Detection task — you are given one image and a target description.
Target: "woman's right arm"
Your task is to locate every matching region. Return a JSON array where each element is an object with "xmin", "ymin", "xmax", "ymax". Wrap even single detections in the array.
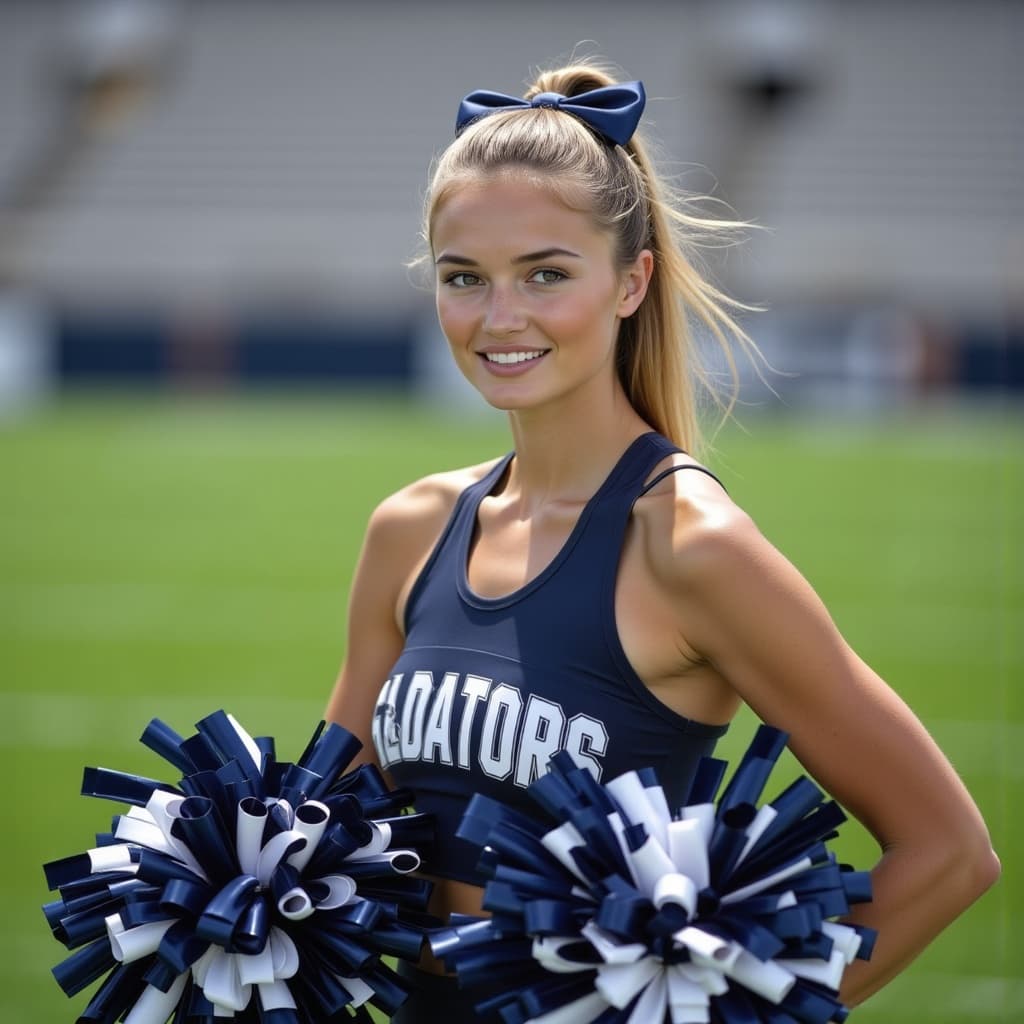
[
  {"xmin": 324, "ymin": 472, "xmax": 472, "ymax": 769},
  {"xmin": 324, "ymin": 496, "xmax": 410, "ymax": 769}
]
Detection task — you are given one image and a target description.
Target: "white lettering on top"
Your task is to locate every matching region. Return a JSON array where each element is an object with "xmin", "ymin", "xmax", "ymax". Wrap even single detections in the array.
[{"xmin": 371, "ymin": 669, "xmax": 608, "ymax": 789}]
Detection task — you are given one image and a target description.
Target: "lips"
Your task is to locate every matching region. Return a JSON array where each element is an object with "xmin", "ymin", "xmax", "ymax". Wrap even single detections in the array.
[
  {"xmin": 483, "ymin": 350, "xmax": 549, "ymax": 365},
  {"xmin": 476, "ymin": 348, "xmax": 552, "ymax": 376}
]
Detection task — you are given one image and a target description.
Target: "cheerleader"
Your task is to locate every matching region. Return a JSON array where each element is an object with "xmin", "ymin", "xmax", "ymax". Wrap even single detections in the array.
[{"xmin": 326, "ymin": 59, "xmax": 998, "ymax": 1022}]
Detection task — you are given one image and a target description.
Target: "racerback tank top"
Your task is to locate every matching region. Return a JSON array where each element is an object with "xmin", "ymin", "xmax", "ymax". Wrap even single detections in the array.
[{"xmin": 372, "ymin": 432, "xmax": 728, "ymax": 883}]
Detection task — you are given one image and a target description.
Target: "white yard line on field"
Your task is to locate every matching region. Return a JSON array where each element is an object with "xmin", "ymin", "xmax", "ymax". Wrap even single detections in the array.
[
  {"xmin": 0, "ymin": 693, "xmax": 1018, "ymax": 784},
  {"xmin": 856, "ymin": 971, "xmax": 1024, "ymax": 1020},
  {"xmin": 0, "ymin": 692, "xmax": 325, "ymax": 751}
]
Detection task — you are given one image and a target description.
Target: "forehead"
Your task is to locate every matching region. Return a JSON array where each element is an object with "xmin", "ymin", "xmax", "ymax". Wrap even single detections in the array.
[{"xmin": 431, "ymin": 175, "xmax": 609, "ymax": 256}]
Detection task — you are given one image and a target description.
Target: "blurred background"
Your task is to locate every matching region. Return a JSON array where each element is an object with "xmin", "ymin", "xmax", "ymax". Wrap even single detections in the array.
[
  {"xmin": 0, "ymin": 0, "xmax": 1020, "ymax": 404},
  {"xmin": 1, "ymin": 0, "xmax": 1020, "ymax": 1021}
]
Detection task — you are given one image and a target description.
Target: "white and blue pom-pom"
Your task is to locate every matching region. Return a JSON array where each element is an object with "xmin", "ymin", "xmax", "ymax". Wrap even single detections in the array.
[
  {"xmin": 431, "ymin": 724, "xmax": 875, "ymax": 1024},
  {"xmin": 43, "ymin": 710, "xmax": 434, "ymax": 1023}
]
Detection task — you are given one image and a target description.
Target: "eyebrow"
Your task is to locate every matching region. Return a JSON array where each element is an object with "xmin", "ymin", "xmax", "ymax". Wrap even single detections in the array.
[{"xmin": 434, "ymin": 247, "xmax": 583, "ymax": 266}]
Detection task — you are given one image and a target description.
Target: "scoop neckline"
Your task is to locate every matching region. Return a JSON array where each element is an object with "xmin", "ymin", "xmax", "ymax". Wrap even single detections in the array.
[{"xmin": 456, "ymin": 433, "xmax": 657, "ymax": 610}]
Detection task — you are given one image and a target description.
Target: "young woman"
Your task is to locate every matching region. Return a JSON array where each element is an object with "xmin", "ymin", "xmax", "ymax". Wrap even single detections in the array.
[{"xmin": 326, "ymin": 62, "xmax": 999, "ymax": 1021}]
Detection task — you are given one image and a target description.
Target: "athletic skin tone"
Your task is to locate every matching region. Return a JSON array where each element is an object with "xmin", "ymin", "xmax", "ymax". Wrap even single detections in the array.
[{"xmin": 326, "ymin": 72, "xmax": 999, "ymax": 1015}]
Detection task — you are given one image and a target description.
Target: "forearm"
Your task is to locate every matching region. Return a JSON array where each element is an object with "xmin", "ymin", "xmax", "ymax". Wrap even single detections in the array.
[{"xmin": 839, "ymin": 835, "xmax": 1000, "ymax": 1007}]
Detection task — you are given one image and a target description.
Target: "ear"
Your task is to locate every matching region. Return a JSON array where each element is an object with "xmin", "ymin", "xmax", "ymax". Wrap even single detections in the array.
[{"xmin": 616, "ymin": 249, "xmax": 654, "ymax": 318}]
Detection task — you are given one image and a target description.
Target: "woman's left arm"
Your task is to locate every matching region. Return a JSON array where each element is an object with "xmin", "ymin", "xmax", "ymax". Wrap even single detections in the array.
[{"xmin": 668, "ymin": 504, "xmax": 1001, "ymax": 1006}]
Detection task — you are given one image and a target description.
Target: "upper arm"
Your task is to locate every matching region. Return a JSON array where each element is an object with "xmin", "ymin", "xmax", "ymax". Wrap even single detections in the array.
[
  {"xmin": 324, "ymin": 466, "xmax": 483, "ymax": 768},
  {"xmin": 670, "ymin": 507, "xmax": 991, "ymax": 855},
  {"xmin": 324, "ymin": 498, "xmax": 409, "ymax": 768}
]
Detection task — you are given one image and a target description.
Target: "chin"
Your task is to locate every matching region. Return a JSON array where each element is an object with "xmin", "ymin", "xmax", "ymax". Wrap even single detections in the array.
[
  {"xmin": 481, "ymin": 392, "xmax": 536, "ymax": 413},
  {"xmin": 469, "ymin": 379, "xmax": 546, "ymax": 412}
]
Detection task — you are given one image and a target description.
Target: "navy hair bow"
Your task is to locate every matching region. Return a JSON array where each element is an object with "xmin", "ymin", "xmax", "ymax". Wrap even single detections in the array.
[{"xmin": 455, "ymin": 80, "xmax": 646, "ymax": 148}]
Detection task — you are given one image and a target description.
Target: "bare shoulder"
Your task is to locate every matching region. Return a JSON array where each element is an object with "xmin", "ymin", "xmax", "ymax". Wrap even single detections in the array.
[
  {"xmin": 363, "ymin": 456, "xmax": 505, "ymax": 559},
  {"xmin": 631, "ymin": 455, "xmax": 765, "ymax": 592}
]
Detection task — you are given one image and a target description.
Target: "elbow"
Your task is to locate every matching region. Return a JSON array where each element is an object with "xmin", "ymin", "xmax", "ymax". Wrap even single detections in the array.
[
  {"xmin": 969, "ymin": 839, "xmax": 1001, "ymax": 900},
  {"xmin": 948, "ymin": 825, "xmax": 1001, "ymax": 910},
  {"xmin": 898, "ymin": 821, "xmax": 1001, "ymax": 917}
]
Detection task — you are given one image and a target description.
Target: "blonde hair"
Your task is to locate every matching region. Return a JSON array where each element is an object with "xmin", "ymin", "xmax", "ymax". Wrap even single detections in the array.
[{"xmin": 424, "ymin": 61, "xmax": 762, "ymax": 455}]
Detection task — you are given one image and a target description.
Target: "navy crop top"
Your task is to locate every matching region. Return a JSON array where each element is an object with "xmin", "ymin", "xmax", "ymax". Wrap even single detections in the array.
[{"xmin": 371, "ymin": 432, "xmax": 728, "ymax": 883}]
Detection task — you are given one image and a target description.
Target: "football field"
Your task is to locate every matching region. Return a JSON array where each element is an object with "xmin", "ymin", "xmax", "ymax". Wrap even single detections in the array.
[{"xmin": 2, "ymin": 392, "xmax": 1020, "ymax": 1022}]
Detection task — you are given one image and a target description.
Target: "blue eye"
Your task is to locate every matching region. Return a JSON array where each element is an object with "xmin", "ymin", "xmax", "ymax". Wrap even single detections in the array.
[
  {"xmin": 444, "ymin": 272, "xmax": 481, "ymax": 288},
  {"xmin": 529, "ymin": 268, "xmax": 567, "ymax": 284}
]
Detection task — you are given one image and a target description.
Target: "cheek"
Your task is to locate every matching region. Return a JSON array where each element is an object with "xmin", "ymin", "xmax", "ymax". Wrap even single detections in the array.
[
  {"xmin": 548, "ymin": 294, "xmax": 618, "ymax": 341},
  {"xmin": 435, "ymin": 298, "xmax": 473, "ymax": 350}
]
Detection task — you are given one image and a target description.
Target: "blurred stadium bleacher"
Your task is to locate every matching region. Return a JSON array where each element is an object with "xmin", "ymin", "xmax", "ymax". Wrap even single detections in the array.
[{"xmin": 0, "ymin": 0, "xmax": 1020, "ymax": 403}]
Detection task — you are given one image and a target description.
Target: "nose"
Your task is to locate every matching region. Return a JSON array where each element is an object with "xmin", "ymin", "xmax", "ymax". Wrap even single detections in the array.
[{"xmin": 483, "ymin": 286, "xmax": 527, "ymax": 337}]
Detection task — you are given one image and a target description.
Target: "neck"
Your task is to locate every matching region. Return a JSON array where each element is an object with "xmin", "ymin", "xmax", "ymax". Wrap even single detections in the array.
[{"xmin": 502, "ymin": 378, "xmax": 652, "ymax": 511}]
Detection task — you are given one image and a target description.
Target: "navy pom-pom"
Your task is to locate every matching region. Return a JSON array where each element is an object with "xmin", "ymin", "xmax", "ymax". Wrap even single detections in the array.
[
  {"xmin": 43, "ymin": 710, "xmax": 433, "ymax": 1022},
  {"xmin": 432, "ymin": 724, "xmax": 874, "ymax": 1023}
]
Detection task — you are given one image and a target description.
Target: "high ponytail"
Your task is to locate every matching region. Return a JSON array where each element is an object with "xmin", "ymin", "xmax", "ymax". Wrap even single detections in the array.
[{"xmin": 424, "ymin": 59, "xmax": 762, "ymax": 455}]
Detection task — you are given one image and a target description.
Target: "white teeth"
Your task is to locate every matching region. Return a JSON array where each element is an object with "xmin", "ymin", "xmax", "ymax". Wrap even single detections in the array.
[{"xmin": 485, "ymin": 350, "xmax": 546, "ymax": 364}]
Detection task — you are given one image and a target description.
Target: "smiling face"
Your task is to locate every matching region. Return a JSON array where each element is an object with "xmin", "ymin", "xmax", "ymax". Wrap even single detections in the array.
[{"xmin": 430, "ymin": 175, "xmax": 651, "ymax": 416}]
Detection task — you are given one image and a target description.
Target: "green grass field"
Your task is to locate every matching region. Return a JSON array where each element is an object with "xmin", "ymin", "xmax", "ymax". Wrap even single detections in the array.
[{"xmin": 3, "ymin": 391, "xmax": 1020, "ymax": 1022}]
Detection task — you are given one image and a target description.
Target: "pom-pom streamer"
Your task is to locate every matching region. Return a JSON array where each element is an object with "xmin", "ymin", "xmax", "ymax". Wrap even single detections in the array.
[
  {"xmin": 43, "ymin": 710, "xmax": 434, "ymax": 1022},
  {"xmin": 432, "ymin": 724, "xmax": 874, "ymax": 1023}
]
